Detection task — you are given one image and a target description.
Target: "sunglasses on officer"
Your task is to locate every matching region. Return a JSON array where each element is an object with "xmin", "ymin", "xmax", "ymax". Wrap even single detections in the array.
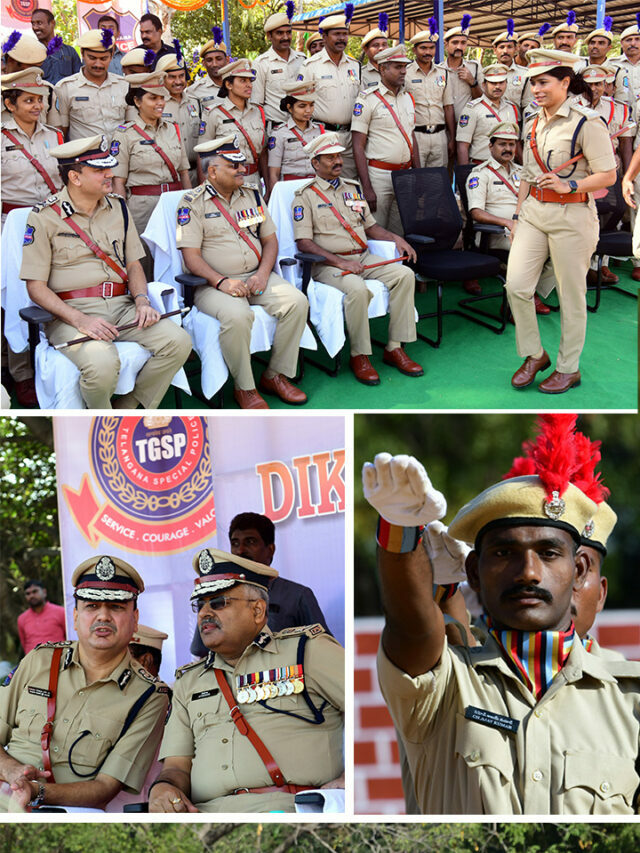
[{"xmin": 191, "ymin": 594, "xmax": 259, "ymax": 613}]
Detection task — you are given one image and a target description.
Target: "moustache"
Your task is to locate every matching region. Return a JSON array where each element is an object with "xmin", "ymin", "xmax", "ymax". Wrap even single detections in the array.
[
  {"xmin": 90, "ymin": 623, "xmax": 116, "ymax": 633},
  {"xmin": 200, "ymin": 616, "xmax": 222, "ymax": 629},
  {"xmin": 501, "ymin": 584, "xmax": 553, "ymax": 604}
]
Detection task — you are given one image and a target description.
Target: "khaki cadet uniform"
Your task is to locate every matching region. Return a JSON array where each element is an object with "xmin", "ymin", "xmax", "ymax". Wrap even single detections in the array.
[
  {"xmin": 575, "ymin": 58, "xmax": 630, "ymax": 106},
  {"xmin": 110, "ymin": 119, "xmax": 189, "ymax": 236},
  {"xmin": 159, "ymin": 625, "xmax": 344, "ymax": 813},
  {"xmin": 435, "ymin": 57, "xmax": 484, "ymax": 123},
  {"xmin": 160, "ymin": 94, "xmax": 203, "ymax": 178},
  {"xmin": 1, "ymin": 117, "xmax": 63, "ymax": 221},
  {"xmin": 20, "ymin": 186, "xmax": 191, "ymax": 409},
  {"xmin": 457, "ymin": 96, "xmax": 520, "ymax": 163},
  {"xmin": 576, "ymin": 93, "xmax": 634, "ymax": 169},
  {"xmin": 176, "ymin": 181, "xmax": 308, "ymax": 389},
  {"xmin": 378, "ymin": 635, "xmax": 640, "ymax": 814},
  {"xmin": 507, "ymin": 97, "xmax": 616, "ymax": 374},
  {"xmin": 187, "ymin": 75, "xmax": 222, "ymax": 111},
  {"xmin": 268, "ymin": 117, "xmax": 324, "ymax": 179},
  {"xmin": 298, "ymin": 49, "xmax": 361, "ymax": 178},
  {"xmin": 49, "ymin": 72, "xmax": 129, "ymax": 140},
  {"xmin": 405, "ymin": 61, "xmax": 453, "ymax": 167},
  {"xmin": 608, "ymin": 56, "xmax": 640, "ymax": 118},
  {"xmin": 0, "ymin": 642, "xmax": 170, "ymax": 806},
  {"xmin": 361, "ymin": 64, "xmax": 381, "ymax": 89},
  {"xmin": 503, "ymin": 63, "xmax": 526, "ymax": 107},
  {"xmin": 292, "ymin": 174, "xmax": 416, "ymax": 355},
  {"xmin": 251, "ymin": 46, "xmax": 306, "ymax": 125},
  {"xmin": 202, "ymin": 99, "xmax": 266, "ymax": 187},
  {"xmin": 351, "ymin": 79, "xmax": 415, "ymax": 233}
]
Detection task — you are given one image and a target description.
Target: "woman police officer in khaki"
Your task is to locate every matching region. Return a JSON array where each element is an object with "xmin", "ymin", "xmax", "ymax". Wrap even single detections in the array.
[
  {"xmin": 266, "ymin": 80, "xmax": 324, "ymax": 193},
  {"xmin": 506, "ymin": 48, "xmax": 616, "ymax": 394},
  {"xmin": 110, "ymin": 70, "xmax": 190, "ymax": 272}
]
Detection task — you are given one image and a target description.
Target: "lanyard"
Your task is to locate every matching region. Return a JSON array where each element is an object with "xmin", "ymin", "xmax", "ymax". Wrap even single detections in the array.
[
  {"xmin": 217, "ymin": 105, "xmax": 265, "ymax": 165},
  {"xmin": 310, "ymin": 185, "xmax": 368, "ymax": 251},
  {"xmin": 50, "ymin": 203, "xmax": 129, "ymax": 283},
  {"xmin": 374, "ymin": 90, "xmax": 414, "ymax": 157},
  {"xmin": 485, "ymin": 165, "xmax": 519, "ymax": 197},
  {"xmin": 131, "ymin": 124, "xmax": 180, "ymax": 182},
  {"xmin": 209, "ymin": 195, "xmax": 262, "ymax": 263}
]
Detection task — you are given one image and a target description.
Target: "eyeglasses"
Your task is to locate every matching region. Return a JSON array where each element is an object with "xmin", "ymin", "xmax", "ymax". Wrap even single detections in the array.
[
  {"xmin": 191, "ymin": 595, "xmax": 258, "ymax": 613},
  {"xmin": 225, "ymin": 162, "xmax": 243, "ymax": 170}
]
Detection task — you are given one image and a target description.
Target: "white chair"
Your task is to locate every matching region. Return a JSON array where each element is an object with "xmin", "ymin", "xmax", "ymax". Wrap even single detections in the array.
[
  {"xmin": 268, "ymin": 179, "xmax": 399, "ymax": 362},
  {"xmin": 142, "ymin": 190, "xmax": 317, "ymax": 401},
  {"xmin": 1, "ymin": 207, "xmax": 190, "ymax": 409}
]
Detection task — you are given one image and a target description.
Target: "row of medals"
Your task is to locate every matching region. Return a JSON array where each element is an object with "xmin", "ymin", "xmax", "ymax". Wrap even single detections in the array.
[{"xmin": 236, "ymin": 675, "xmax": 304, "ymax": 704}]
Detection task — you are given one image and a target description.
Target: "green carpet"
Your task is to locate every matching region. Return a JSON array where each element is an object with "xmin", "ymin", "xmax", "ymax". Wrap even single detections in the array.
[{"xmin": 164, "ymin": 261, "xmax": 638, "ymax": 411}]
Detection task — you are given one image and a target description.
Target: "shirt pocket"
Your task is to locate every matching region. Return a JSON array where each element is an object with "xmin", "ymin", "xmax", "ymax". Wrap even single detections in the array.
[
  {"xmin": 454, "ymin": 711, "xmax": 516, "ymax": 782},
  {"xmin": 51, "ymin": 232, "xmax": 85, "ymax": 264},
  {"xmin": 15, "ymin": 705, "xmax": 46, "ymax": 740},
  {"xmin": 563, "ymin": 751, "xmax": 639, "ymax": 813},
  {"xmin": 66, "ymin": 712, "xmax": 122, "ymax": 774},
  {"xmin": 189, "ymin": 692, "xmax": 225, "ymax": 744}
]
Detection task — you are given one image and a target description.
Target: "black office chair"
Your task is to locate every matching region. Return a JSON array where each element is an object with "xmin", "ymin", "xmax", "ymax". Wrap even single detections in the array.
[
  {"xmin": 589, "ymin": 178, "xmax": 636, "ymax": 313},
  {"xmin": 392, "ymin": 167, "xmax": 507, "ymax": 347},
  {"xmin": 455, "ymin": 164, "xmax": 509, "ymax": 260}
]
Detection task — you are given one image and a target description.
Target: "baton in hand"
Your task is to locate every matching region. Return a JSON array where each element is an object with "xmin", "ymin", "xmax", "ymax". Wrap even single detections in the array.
[
  {"xmin": 53, "ymin": 307, "xmax": 190, "ymax": 350},
  {"xmin": 332, "ymin": 255, "xmax": 410, "ymax": 277}
]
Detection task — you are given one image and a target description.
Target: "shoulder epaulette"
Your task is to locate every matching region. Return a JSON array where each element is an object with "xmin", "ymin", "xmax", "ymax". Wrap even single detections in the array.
[
  {"xmin": 31, "ymin": 194, "xmax": 59, "ymax": 212},
  {"xmin": 294, "ymin": 177, "xmax": 316, "ymax": 194},
  {"xmin": 342, "ymin": 178, "xmax": 362, "ymax": 187},
  {"xmin": 130, "ymin": 658, "xmax": 170, "ymax": 692},
  {"xmin": 363, "ymin": 83, "xmax": 380, "ymax": 95},
  {"xmin": 175, "ymin": 657, "xmax": 207, "ymax": 679},
  {"xmin": 183, "ymin": 184, "xmax": 207, "ymax": 204},
  {"xmin": 571, "ymin": 103, "xmax": 601, "ymax": 120},
  {"xmin": 467, "ymin": 97, "xmax": 481, "ymax": 107},
  {"xmin": 275, "ymin": 623, "xmax": 326, "ymax": 639},
  {"xmin": 115, "ymin": 122, "xmax": 133, "ymax": 131}
]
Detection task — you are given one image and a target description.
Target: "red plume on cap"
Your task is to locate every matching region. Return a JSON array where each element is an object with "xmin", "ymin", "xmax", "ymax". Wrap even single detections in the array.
[
  {"xmin": 571, "ymin": 432, "xmax": 610, "ymax": 503},
  {"xmin": 502, "ymin": 440, "xmax": 536, "ymax": 479},
  {"xmin": 529, "ymin": 414, "xmax": 578, "ymax": 500}
]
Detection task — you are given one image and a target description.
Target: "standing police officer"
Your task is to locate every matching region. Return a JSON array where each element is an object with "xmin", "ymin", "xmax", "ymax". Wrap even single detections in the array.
[{"xmin": 252, "ymin": 7, "xmax": 305, "ymax": 129}]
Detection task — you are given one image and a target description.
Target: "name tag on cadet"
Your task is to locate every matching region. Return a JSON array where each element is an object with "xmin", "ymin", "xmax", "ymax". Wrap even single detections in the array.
[
  {"xmin": 192, "ymin": 689, "xmax": 219, "ymax": 700},
  {"xmin": 205, "ymin": 211, "xmax": 221, "ymax": 218},
  {"xmin": 236, "ymin": 206, "xmax": 265, "ymax": 228},
  {"xmin": 465, "ymin": 705, "xmax": 519, "ymax": 733},
  {"xmin": 270, "ymin": 68, "xmax": 283, "ymax": 74},
  {"xmin": 28, "ymin": 686, "xmax": 52, "ymax": 698},
  {"xmin": 74, "ymin": 97, "xmax": 89, "ymax": 101}
]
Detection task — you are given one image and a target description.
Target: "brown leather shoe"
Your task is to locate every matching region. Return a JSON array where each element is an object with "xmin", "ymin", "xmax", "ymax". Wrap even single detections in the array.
[
  {"xmin": 538, "ymin": 370, "xmax": 581, "ymax": 394},
  {"xmin": 463, "ymin": 279, "xmax": 482, "ymax": 295},
  {"xmin": 631, "ymin": 268, "xmax": 640, "ymax": 282},
  {"xmin": 14, "ymin": 378, "xmax": 38, "ymax": 408},
  {"xmin": 534, "ymin": 295, "xmax": 551, "ymax": 315},
  {"xmin": 233, "ymin": 388, "xmax": 269, "ymax": 409},
  {"xmin": 511, "ymin": 351, "xmax": 551, "ymax": 389},
  {"xmin": 601, "ymin": 266, "xmax": 619, "ymax": 283},
  {"xmin": 259, "ymin": 373, "xmax": 307, "ymax": 405},
  {"xmin": 382, "ymin": 347, "xmax": 424, "ymax": 377},
  {"xmin": 349, "ymin": 355, "xmax": 380, "ymax": 385}
]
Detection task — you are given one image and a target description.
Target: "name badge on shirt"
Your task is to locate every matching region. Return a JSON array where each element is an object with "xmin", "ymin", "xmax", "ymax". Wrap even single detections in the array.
[
  {"xmin": 465, "ymin": 705, "xmax": 520, "ymax": 733},
  {"xmin": 28, "ymin": 686, "xmax": 52, "ymax": 698},
  {"xmin": 74, "ymin": 96, "xmax": 90, "ymax": 101},
  {"xmin": 205, "ymin": 212, "xmax": 221, "ymax": 218},
  {"xmin": 192, "ymin": 689, "xmax": 219, "ymax": 700},
  {"xmin": 270, "ymin": 68, "xmax": 284, "ymax": 74}
]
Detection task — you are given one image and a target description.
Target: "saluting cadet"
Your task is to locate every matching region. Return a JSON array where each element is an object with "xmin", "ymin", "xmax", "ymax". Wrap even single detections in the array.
[
  {"xmin": 293, "ymin": 132, "xmax": 422, "ymax": 386},
  {"xmin": 491, "ymin": 20, "xmax": 526, "ymax": 107},
  {"xmin": 575, "ymin": 20, "xmax": 630, "ymax": 105},
  {"xmin": 155, "ymin": 51, "xmax": 203, "ymax": 184},
  {"xmin": 149, "ymin": 548, "xmax": 344, "ymax": 813},
  {"xmin": 49, "ymin": 29, "xmax": 128, "ymax": 141},
  {"xmin": 267, "ymin": 80, "xmax": 324, "ymax": 190},
  {"xmin": 360, "ymin": 14, "xmax": 390, "ymax": 90},
  {"xmin": 506, "ymin": 49, "xmax": 616, "ymax": 394},
  {"xmin": 456, "ymin": 64, "xmax": 520, "ymax": 165},
  {"xmin": 551, "ymin": 11, "xmax": 580, "ymax": 52},
  {"xmin": 297, "ymin": 9, "xmax": 361, "ymax": 179},
  {"xmin": 252, "ymin": 5, "xmax": 305, "ymax": 128},
  {"xmin": 351, "ymin": 45, "xmax": 419, "ymax": 234},
  {"xmin": 187, "ymin": 27, "xmax": 228, "ymax": 110},
  {"xmin": 177, "ymin": 136, "xmax": 309, "ymax": 409},
  {"xmin": 0, "ymin": 556, "xmax": 170, "ymax": 812},
  {"xmin": 436, "ymin": 14, "xmax": 483, "ymax": 123},
  {"xmin": 201, "ymin": 59, "xmax": 266, "ymax": 189},
  {"xmin": 110, "ymin": 71, "xmax": 191, "ymax": 245},
  {"xmin": 406, "ymin": 21, "xmax": 455, "ymax": 168},
  {"xmin": 20, "ymin": 135, "xmax": 192, "ymax": 410}
]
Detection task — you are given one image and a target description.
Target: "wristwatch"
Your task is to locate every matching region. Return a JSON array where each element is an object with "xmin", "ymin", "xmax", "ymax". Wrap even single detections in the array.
[
  {"xmin": 28, "ymin": 780, "xmax": 45, "ymax": 809},
  {"xmin": 568, "ymin": 180, "xmax": 579, "ymax": 194}
]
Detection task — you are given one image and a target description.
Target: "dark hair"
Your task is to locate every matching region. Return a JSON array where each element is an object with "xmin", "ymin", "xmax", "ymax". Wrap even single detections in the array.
[
  {"xmin": 129, "ymin": 642, "xmax": 161, "ymax": 671},
  {"xmin": 280, "ymin": 94, "xmax": 299, "ymax": 113},
  {"xmin": 24, "ymin": 579, "xmax": 45, "ymax": 591},
  {"xmin": 140, "ymin": 13, "xmax": 162, "ymax": 31},
  {"xmin": 542, "ymin": 66, "xmax": 591, "ymax": 99},
  {"xmin": 218, "ymin": 77, "xmax": 234, "ymax": 98},
  {"xmin": 98, "ymin": 15, "xmax": 119, "ymax": 31},
  {"xmin": 125, "ymin": 86, "xmax": 146, "ymax": 107},
  {"xmin": 228, "ymin": 512, "xmax": 275, "ymax": 546},
  {"xmin": 31, "ymin": 8, "xmax": 54, "ymax": 22},
  {"xmin": 2, "ymin": 89, "xmax": 20, "ymax": 108},
  {"xmin": 58, "ymin": 162, "xmax": 87, "ymax": 186}
]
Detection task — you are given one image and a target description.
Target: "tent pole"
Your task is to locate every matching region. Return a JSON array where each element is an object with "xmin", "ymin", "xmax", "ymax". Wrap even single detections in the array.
[
  {"xmin": 399, "ymin": 0, "xmax": 405, "ymax": 43},
  {"xmin": 435, "ymin": 0, "xmax": 444, "ymax": 62},
  {"xmin": 222, "ymin": 0, "xmax": 231, "ymax": 53},
  {"xmin": 596, "ymin": 0, "xmax": 605, "ymax": 28}
]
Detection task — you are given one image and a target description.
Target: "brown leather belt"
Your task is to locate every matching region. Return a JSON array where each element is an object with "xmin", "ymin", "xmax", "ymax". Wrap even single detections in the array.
[
  {"xmin": 244, "ymin": 164, "xmax": 258, "ymax": 175},
  {"xmin": 283, "ymin": 173, "xmax": 315, "ymax": 180},
  {"xmin": 415, "ymin": 124, "xmax": 445, "ymax": 134},
  {"xmin": 335, "ymin": 249, "xmax": 364, "ymax": 256},
  {"xmin": 129, "ymin": 182, "xmax": 182, "ymax": 195},
  {"xmin": 2, "ymin": 202, "xmax": 28, "ymax": 214},
  {"xmin": 232, "ymin": 784, "xmax": 315, "ymax": 795},
  {"xmin": 368, "ymin": 159, "xmax": 411, "ymax": 171},
  {"xmin": 530, "ymin": 186, "xmax": 588, "ymax": 204},
  {"xmin": 58, "ymin": 282, "xmax": 128, "ymax": 301}
]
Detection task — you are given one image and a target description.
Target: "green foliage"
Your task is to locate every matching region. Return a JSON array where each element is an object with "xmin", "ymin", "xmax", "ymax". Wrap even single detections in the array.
[{"xmin": 51, "ymin": 0, "xmax": 79, "ymax": 45}]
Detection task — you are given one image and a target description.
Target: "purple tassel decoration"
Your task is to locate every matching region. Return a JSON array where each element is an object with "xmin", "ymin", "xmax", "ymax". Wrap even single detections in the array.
[
  {"xmin": 2, "ymin": 30, "xmax": 22, "ymax": 55},
  {"xmin": 46, "ymin": 35, "xmax": 63, "ymax": 57}
]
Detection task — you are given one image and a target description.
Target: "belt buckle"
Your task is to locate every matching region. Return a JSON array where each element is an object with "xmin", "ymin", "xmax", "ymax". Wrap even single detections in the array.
[
  {"xmin": 160, "ymin": 183, "xmax": 170, "ymax": 193},
  {"xmin": 101, "ymin": 281, "xmax": 114, "ymax": 298}
]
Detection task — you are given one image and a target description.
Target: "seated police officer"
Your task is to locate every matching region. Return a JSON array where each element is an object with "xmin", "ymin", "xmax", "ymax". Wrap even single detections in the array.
[
  {"xmin": 176, "ymin": 135, "xmax": 309, "ymax": 409},
  {"xmin": 20, "ymin": 134, "xmax": 192, "ymax": 409}
]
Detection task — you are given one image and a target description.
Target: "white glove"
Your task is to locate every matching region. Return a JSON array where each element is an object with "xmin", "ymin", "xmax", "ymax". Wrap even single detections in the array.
[
  {"xmin": 362, "ymin": 453, "xmax": 446, "ymax": 526},
  {"xmin": 422, "ymin": 520, "xmax": 470, "ymax": 585}
]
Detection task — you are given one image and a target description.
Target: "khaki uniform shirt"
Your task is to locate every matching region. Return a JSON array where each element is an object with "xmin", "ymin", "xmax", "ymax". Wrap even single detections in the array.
[
  {"xmin": 0, "ymin": 641, "xmax": 169, "ymax": 792},
  {"xmin": 110, "ymin": 119, "xmax": 189, "ymax": 187},
  {"xmin": 187, "ymin": 75, "xmax": 222, "ymax": 110},
  {"xmin": 176, "ymin": 181, "xmax": 275, "ymax": 277},
  {"xmin": 159, "ymin": 625, "xmax": 344, "ymax": 812},
  {"xmin": 1, "ymin": 118, "xmax": 63, "ymax": 207},
  {"xmin": 267, "ymin": 118, "xmax": 324, "ymax": 176},
  {"xmin": 378, "ymin": 635, "xmax": 640, "ymax": 815},
  {"xmin": 405, "ymin": 61, "xmax": 453, "ymax": 126},
  {"xmin": 20, "ymin": 187, "xmax": 145, "ymax": 293},
  {"xmin": 292, "ymin": 175, "xmax": 376, "ymax": 253},
  {"xmin": 435, "ymin": 58, "xmax": 484, "ymax": 122},
  {"xmin": 299, "ymin": 48, "xmax": 361, "ymax": 125},
  {"xmin": 351, "ymin": 82, "xmax": 415, "ymax": 164},
  {"xmin": 251, "ymin": 46, "xmax": 306, "ymax": 124},
  {"xmin": 503, "ymin": 62, "xmax": 526, "ymax": 107},
  {"xmin": 161, "ymin": 94, "xmax": 203, "ymax": 167},
  {"xmin": 467, "ymin": 156, "xmax": 520, "ymax": 218},
  {"xmin": 575, "ymin": 58, "xmax": 631, "ymax": 107},
  {"xmin": 50, "ymin": 71, "xmax": 129, "ymax": 140},
  {"xmin": 457, "ymin": 97, "xmax": 521, "ymax": 161},
  {"xmin": 202, "ymin": 98, "xmax": 266, "ymax": 169},
  {"xmin": 361, "ymin": 64, "xmax": 381, "ymax": 90},
  {"xmin": 521, "ymin": 99, "xmax": 616, "ymax": 184}
]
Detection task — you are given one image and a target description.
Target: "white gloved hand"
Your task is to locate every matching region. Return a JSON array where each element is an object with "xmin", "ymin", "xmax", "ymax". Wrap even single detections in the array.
[
  {"xmin": 422, "ymin": 520, "xmax": 470, "ymax": 585},
  {"xmin": 362, "ymin": 453, "xmax": 447, "ymax": 526}
]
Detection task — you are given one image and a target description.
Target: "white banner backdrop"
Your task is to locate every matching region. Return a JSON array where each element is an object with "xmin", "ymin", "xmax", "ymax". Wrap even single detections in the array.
[{"xmin": 54, "ymin": 415, "xmax": 345, "ymax": 684}]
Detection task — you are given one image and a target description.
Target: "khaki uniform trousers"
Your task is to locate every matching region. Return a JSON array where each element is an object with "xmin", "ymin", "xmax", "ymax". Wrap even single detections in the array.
[
  {"xmin": 486, "ymin": 231, "xmax": 557, "ymax": 299},
  {"xmin": 368, "ymin": 166, "xmax": 403, "ymax": 235},
  {"xmin": 415, "ymin": 130, "xmax": 448, "ymax": 168},
  {"xmin": 313, "ymin": 251, "xmax": 416, "ymax": 355},
  {"xmin": 335, "ymin": 129, "xmax": 356, "ymax": 179},
  {"xmin": 46, "ymin": 295, "xmax": 192, "ymax": 409},
  {"xmin": 506, "ymin": 197, "xmax": 599, "ymax": 373},
  {"xmin": 194, "ymin": 271, "xmax": 308, "ymax": 390}
]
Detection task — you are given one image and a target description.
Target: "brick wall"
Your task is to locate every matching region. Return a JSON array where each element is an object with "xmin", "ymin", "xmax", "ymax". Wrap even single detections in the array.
[{"xmin": 354, "ymin": 610, "xmax": 640, "ymax": 815}]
